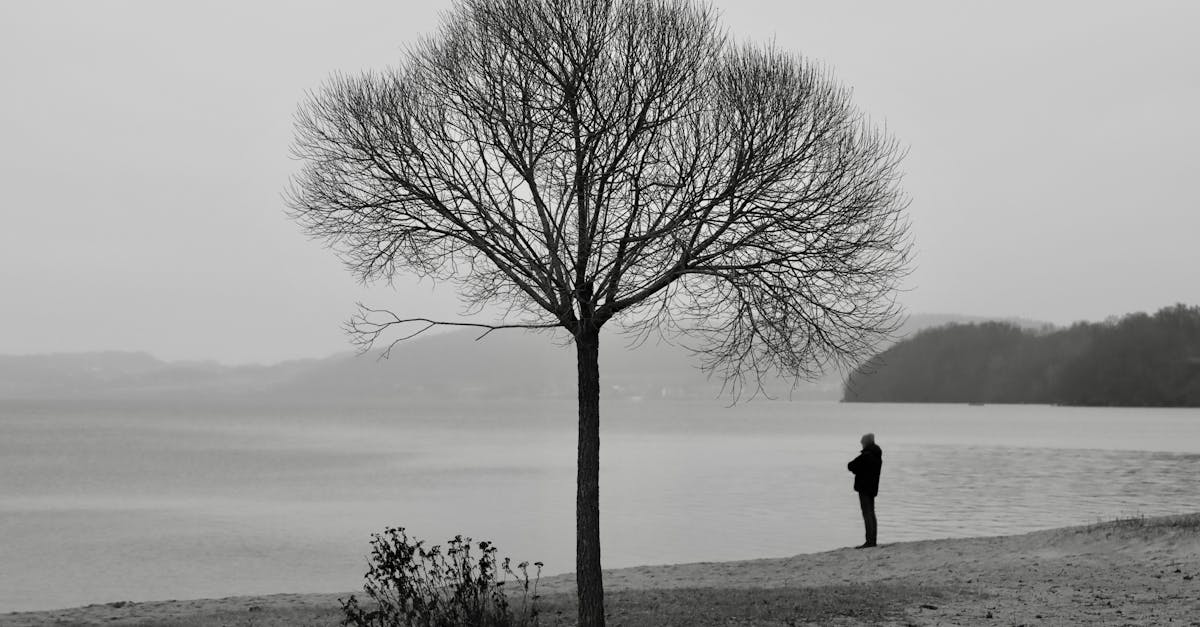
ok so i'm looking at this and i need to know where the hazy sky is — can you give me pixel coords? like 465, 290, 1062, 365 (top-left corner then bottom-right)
2, 1, 1197, 364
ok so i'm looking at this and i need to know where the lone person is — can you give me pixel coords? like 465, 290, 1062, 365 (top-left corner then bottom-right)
847, 433, 882, 548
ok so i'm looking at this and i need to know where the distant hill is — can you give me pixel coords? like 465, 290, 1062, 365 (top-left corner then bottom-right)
0, 313, 1046, 402
0, 351, 327, 400
844, 304, 1200, 407
891, 313, 1051, 337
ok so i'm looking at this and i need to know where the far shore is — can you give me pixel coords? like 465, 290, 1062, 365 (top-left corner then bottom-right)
3, 513, 1198, 626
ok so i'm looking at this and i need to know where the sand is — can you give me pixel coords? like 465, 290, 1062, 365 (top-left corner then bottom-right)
3, 513, 1198, 626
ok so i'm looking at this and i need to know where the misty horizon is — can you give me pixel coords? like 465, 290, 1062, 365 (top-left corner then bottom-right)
0, 309, 1066, 366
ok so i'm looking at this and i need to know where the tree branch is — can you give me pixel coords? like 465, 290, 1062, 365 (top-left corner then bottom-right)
346, 302, 559, 358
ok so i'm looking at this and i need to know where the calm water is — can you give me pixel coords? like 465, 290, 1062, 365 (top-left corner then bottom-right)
2, 398, 1198, 612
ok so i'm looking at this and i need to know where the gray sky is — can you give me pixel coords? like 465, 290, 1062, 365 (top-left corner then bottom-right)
2, 1, 1197, 364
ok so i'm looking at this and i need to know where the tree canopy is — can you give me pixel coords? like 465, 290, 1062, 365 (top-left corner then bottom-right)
288, 0, 910, 393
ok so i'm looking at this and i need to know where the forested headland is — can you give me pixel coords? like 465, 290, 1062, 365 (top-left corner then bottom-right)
843, 304, 1200, 406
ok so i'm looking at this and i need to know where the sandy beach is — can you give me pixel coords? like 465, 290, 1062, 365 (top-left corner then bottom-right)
4, 513, 1197, 626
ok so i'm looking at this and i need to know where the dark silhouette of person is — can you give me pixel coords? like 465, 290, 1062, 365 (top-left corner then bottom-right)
847, 432, 882, 548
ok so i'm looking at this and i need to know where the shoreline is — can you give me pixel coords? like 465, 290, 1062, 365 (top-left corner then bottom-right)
3, 513, 1198, 626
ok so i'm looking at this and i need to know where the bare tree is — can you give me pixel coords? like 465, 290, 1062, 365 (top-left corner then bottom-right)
287, 0, 911, 624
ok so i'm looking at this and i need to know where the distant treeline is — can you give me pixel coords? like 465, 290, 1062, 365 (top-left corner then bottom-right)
843, 304, 1200, 406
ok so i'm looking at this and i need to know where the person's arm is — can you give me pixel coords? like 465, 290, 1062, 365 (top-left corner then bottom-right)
848, 454, 861, 474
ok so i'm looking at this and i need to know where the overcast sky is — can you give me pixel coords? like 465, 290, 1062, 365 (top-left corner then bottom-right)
2, 1, 1197, 364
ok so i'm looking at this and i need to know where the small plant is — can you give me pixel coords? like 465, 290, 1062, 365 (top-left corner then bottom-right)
341, 527, 541, 627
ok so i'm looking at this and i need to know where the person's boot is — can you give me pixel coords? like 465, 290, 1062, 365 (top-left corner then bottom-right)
854, 541, 877, 549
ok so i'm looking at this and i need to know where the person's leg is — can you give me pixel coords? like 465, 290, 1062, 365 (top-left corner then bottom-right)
858, 493, 877, 547
865, 495, 877, 545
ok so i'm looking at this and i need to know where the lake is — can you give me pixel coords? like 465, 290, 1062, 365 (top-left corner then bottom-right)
1, 398, 1198, 612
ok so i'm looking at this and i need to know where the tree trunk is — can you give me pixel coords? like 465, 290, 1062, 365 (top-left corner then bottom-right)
575, 324, 605, 627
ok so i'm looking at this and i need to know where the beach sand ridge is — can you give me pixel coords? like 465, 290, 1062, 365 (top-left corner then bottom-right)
3, 513, 1197, 626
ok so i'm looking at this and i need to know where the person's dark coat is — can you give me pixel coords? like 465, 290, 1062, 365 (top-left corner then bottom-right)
847, 443, 883, 497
